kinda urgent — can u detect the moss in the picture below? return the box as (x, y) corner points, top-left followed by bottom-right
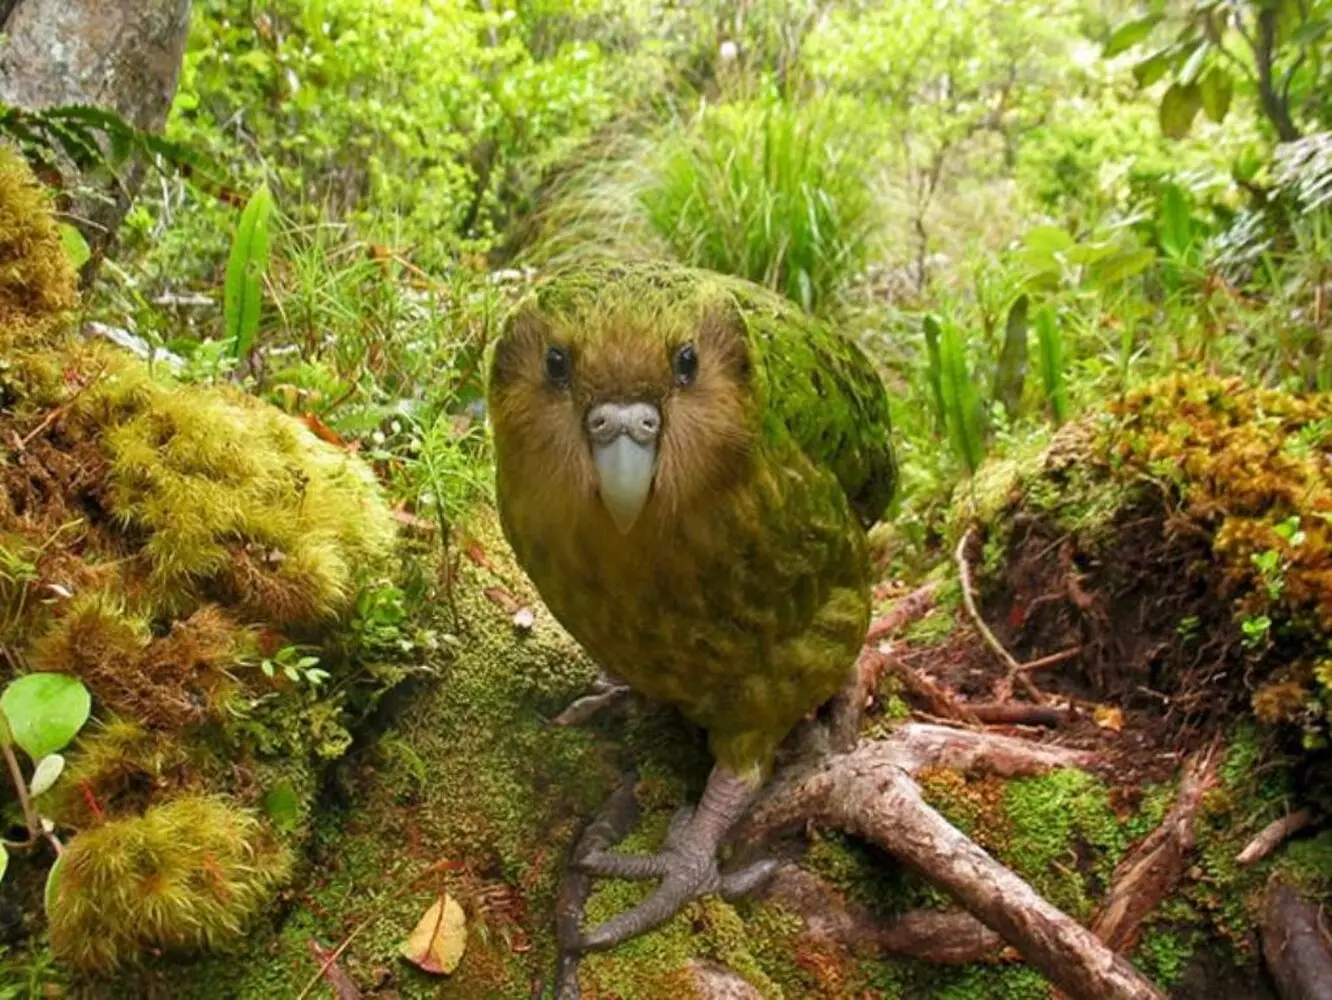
(0, 145), (77, 354)
(1133, 926), (1200, 989)
(48, 795), (293, 973)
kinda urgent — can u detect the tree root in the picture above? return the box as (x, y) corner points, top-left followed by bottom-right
(1091, 745), (1219, 952)
(760, 863), (1005, 964)
(304, 940), (362, 1000)
(955, 528), (1046, 703)
(1261, 881), (1332, 1000)
(741, 724), (1163, 1000)
(1238, 808), (1315, 867)
(866, 582), (941, 644)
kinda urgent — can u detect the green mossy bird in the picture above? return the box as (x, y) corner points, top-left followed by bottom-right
(488, 260), (896, 951)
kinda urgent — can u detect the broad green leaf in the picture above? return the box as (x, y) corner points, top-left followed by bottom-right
(57, 224), (91, 270)
(44, 852), (65, 916)
(1159, 82), (1203, 138)
(29, 753), (65, 797)
(223, 182), (275, 360)
(1087, 247), (1158, 287)
(401, 893), (467, 974)
(1200, 66), (1233, 122)
(0, 844), (7, 884)
(263, 779), (301, 833)
(1133, 48), (1174, 87)
(994, 294), (1030, 419)
(1034, 306), (1070, 426)
(1022, 225), (1076, 256)
(1104, 14), (1163, 57)
(0, 674), (91, 761)
(1158, 183), (1193, 258)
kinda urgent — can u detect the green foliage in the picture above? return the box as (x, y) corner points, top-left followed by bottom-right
(1034, 306), (1070, 425)
(0, 673), (91, 761)
(936, 317), (987, 477)
(223, 182), (275, 361)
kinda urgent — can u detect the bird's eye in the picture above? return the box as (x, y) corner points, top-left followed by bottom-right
(545, 346), (572, 387)
(672, 343), (699, 386)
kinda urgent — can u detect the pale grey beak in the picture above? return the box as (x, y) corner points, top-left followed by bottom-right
(586, 401), (660, 533)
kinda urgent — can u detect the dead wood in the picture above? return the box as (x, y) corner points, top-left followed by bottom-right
(304, 940), (362, 1000)
(866, 582), (942, 644)
(743, 726), (1163, 1000)
(1261, 881), (1332, 1000)
(968, 702), (1070, 727)
(1239, 809), (1315, 867)
(1091, 747), (1219, 952)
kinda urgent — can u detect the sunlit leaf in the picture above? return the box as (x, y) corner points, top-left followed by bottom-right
(1103, 14), (1162, 57)
(223, 182), (275, 360)
(401, 893), (467, 975)
(1159, 82), (1203, 138)
(0, 844), (7, 884)
(1200, 66), (1233, 122)
(56, 224), (90, 270)
(1158, 183), (1193, 259)
(0, 674), (92, 761)
(263, 779), (301, 833)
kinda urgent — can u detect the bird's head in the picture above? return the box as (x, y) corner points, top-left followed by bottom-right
(488, 287), (759, 535)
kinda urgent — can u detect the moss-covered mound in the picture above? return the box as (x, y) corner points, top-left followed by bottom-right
(972, 373), (1332, 750)
(0, 146), (400, 976)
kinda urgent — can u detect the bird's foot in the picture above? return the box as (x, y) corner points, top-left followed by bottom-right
(552, 671), (632, 727)
(571, 766), (775, 952)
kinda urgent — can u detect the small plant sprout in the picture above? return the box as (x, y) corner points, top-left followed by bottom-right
(251, 645), (330, 689)
(0, 673), (92, 879)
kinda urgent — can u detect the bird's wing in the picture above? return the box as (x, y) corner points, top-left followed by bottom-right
(735, 282), (898, 527)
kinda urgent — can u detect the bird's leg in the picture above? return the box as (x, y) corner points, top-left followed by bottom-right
(573, 764), (777, 952)
(552, 669), (633, 727)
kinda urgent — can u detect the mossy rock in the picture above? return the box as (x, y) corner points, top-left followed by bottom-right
(0, 149), (401, 976)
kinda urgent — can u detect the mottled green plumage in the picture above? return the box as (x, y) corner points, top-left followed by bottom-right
(489, 261), (896, 775)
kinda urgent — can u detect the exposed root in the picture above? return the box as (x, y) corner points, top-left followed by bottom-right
(968, 702), (1070, 728)
(1238, 808), (1316, 867)
(1091, 745), (1220, 952)
(1261, 881), (1332, 1000)
(741, 725), (1162, 1000)
(956, 528), (1045, 703)
(761, 863), (1005, 964)
(554, 771), (639, 1000)
(868, 648), (978, 724)
(866, 581), (941, 644)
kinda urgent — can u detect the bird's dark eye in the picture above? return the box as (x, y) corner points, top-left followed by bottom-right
(545, 346), (572, 387)
(672, 343), (699, 386)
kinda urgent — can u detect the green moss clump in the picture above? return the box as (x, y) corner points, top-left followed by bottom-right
(48, 795), (292, 973)
(0, 145), (77, 353)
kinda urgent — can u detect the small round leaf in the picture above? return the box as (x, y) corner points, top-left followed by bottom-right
(1, 674), (92, 761)
(29, 753), (66, 797)
(44, 852), (65, 916)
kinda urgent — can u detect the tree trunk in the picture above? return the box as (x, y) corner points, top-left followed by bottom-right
(0, 0), (193, 277)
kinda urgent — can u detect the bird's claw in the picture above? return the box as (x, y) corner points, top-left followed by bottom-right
(572, 806), (778, 952)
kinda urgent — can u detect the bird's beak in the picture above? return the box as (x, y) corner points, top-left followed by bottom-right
(586, 401), (660, 534)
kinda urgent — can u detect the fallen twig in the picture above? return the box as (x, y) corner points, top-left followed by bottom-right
(955, 528), (1044, 703)
(1091, 745), (1219, 952)
(866, 582), (942, 644)
(968, 702), (1069, 728)
(1017, 646), (1082, 673)
(1238, 808), (1315, 867)
(742, 726), (1161, 1000)
(304, 939), (362, 1000)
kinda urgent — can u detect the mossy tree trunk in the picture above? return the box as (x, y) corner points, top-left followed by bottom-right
(0, 0), (192, 279)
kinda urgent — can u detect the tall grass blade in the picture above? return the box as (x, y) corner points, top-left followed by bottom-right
(1034, 305), (1070, 426)
(938, 320), (986, 476)
(994, 293), (1030, 419)
(922, 313), (946, 436)
(224, 182), (275, 361)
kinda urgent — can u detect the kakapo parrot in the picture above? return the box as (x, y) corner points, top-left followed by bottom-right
(487, 260), (896, 951)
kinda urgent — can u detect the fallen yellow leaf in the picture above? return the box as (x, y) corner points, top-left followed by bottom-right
(400, 893), (466, 975)
(1093, 705), (1124, 732)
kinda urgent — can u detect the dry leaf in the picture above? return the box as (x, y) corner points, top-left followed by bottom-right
(302, 412), (347, 448)
(1093, 705), (1124, 732)
(400, 893), (466, 975)
(484, 586), (521, 615)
